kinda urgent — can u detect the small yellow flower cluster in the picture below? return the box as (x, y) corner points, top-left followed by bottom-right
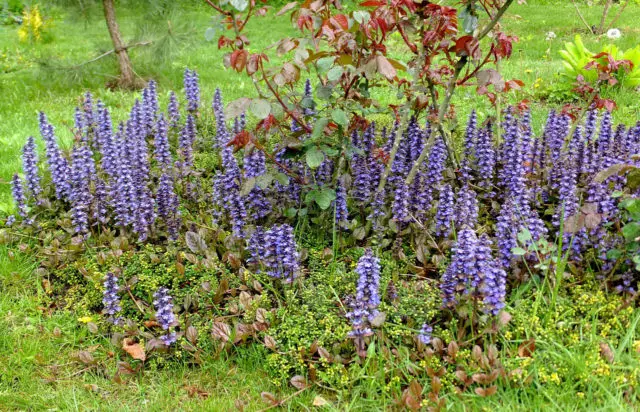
(538, 367), (561, 385)
(384, 375), (401, 392)
(18, 5), (47, 43)
(594, 363), (611, 377)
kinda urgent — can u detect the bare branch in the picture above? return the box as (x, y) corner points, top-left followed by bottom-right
(204, 0), (232, 16)
(606, 0), (630, 32)
(260, 66), (313, 134)
(65, 41), (152, 69)
(571, 0), (595, 35)
(477, 0), (516, 41)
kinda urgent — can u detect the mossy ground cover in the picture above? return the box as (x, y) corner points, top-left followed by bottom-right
(2, 1), (640, 410)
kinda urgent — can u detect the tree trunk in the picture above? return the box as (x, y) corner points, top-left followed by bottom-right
(102, 0), (140, 89)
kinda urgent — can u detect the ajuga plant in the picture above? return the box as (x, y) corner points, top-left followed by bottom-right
(153, 287), (178, 346)
(7, 67), (640, 326)
(5, 64), (640, 403)
(346, 248), (381, 357)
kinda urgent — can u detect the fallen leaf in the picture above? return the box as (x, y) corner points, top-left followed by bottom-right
(255, 308), (268, 324)
(475, 385), (497, 397)
(518, 338), (535, 358)
(600, 342), (614, 364)
(122, 338), (146, 361)
(186, 326), (198, 344)
(86, 322), (98, 334)
(184, 385), (209, 399)
(313, 396), (329, 406)
(497, 311), (512, 327)
(260, 391), (279, 406)
(290, 375), (308, 389)
(318, 346), (332, 361)
(264, 335), (277, 350)
(211, 322), (232, 342)
(76, 350), (95, 365)
(370, 311), (386, 327)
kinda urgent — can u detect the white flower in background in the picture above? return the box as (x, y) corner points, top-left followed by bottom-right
(545, 31), (556, 41)
(607, 28), (622, 40)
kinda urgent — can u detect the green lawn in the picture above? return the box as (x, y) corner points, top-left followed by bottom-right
(2, 0), (640, 409)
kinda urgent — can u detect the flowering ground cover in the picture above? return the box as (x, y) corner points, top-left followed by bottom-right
(2, 1), (640, 410)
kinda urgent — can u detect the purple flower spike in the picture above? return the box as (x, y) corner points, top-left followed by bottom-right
(93, 177), (109, 224)
(142, 80), (159, 132)
(455, 184), (478, 229)
(247, 187), (271, 220)
(554, 155), (579, 227)
(335, 180), (348, 227)
(419, 136), (448, 209)
(102, 272), (122, 325)
(184, 68), (200, 113)
(435, 184), (454, 237)
(368, 189), (386, 232)
(39, 112), (71, 200)
(157, 173), (181, 240)
(247, 227), (265, 266)
(440, 227), (506, 314)
(11, 174), (29, 221)
(460, 110), (477, 182)
(69, 145), (94, 235)
(22, 136), (42, 203)
(153, 287), (177, 346)
(479, 235), (507, 315)
(168, 91), (180, 128)
(96, 101), (114, 170)
(154, 114), (172, 167)
(418, 323), (433, 345)
(213, 88), (229, 147)
(302, 79), (315, 116)
(476, 123), (496, 194)
(346, 249), (381, 338)
(244, 148), (266, 178)
(392, 180), (409, 222)
(495, 198), (518, 267)
(257, 224), (300, 282)
(179, 114), (196, 173)
(597, 111), (613, 169)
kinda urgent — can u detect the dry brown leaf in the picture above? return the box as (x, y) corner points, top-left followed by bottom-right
(290, 375), (308, 389)
(255, 308), (268, 324)
(77, 350), (95, 365)
(184, 385), (209, 399)
(186, 326), (198, 344)
(318, 346), (332, 361)
(471, 345), (483, 362)
(264, 335), (277, 350)
(313, 396), (329, 406)
(600, 342), (615, 364)
(143, 320), (159, 328)
(517, 338), (535, 358)
(497, 311), (512, 327)
(475, 385), (497, 397)
(122, 338), (146, 361)
(260, 391), (279, 406)
(239, 291), (252, 309)
(211, 322), (232, 342)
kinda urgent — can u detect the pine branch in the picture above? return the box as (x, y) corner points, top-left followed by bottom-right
(63, 41), (152, 70)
